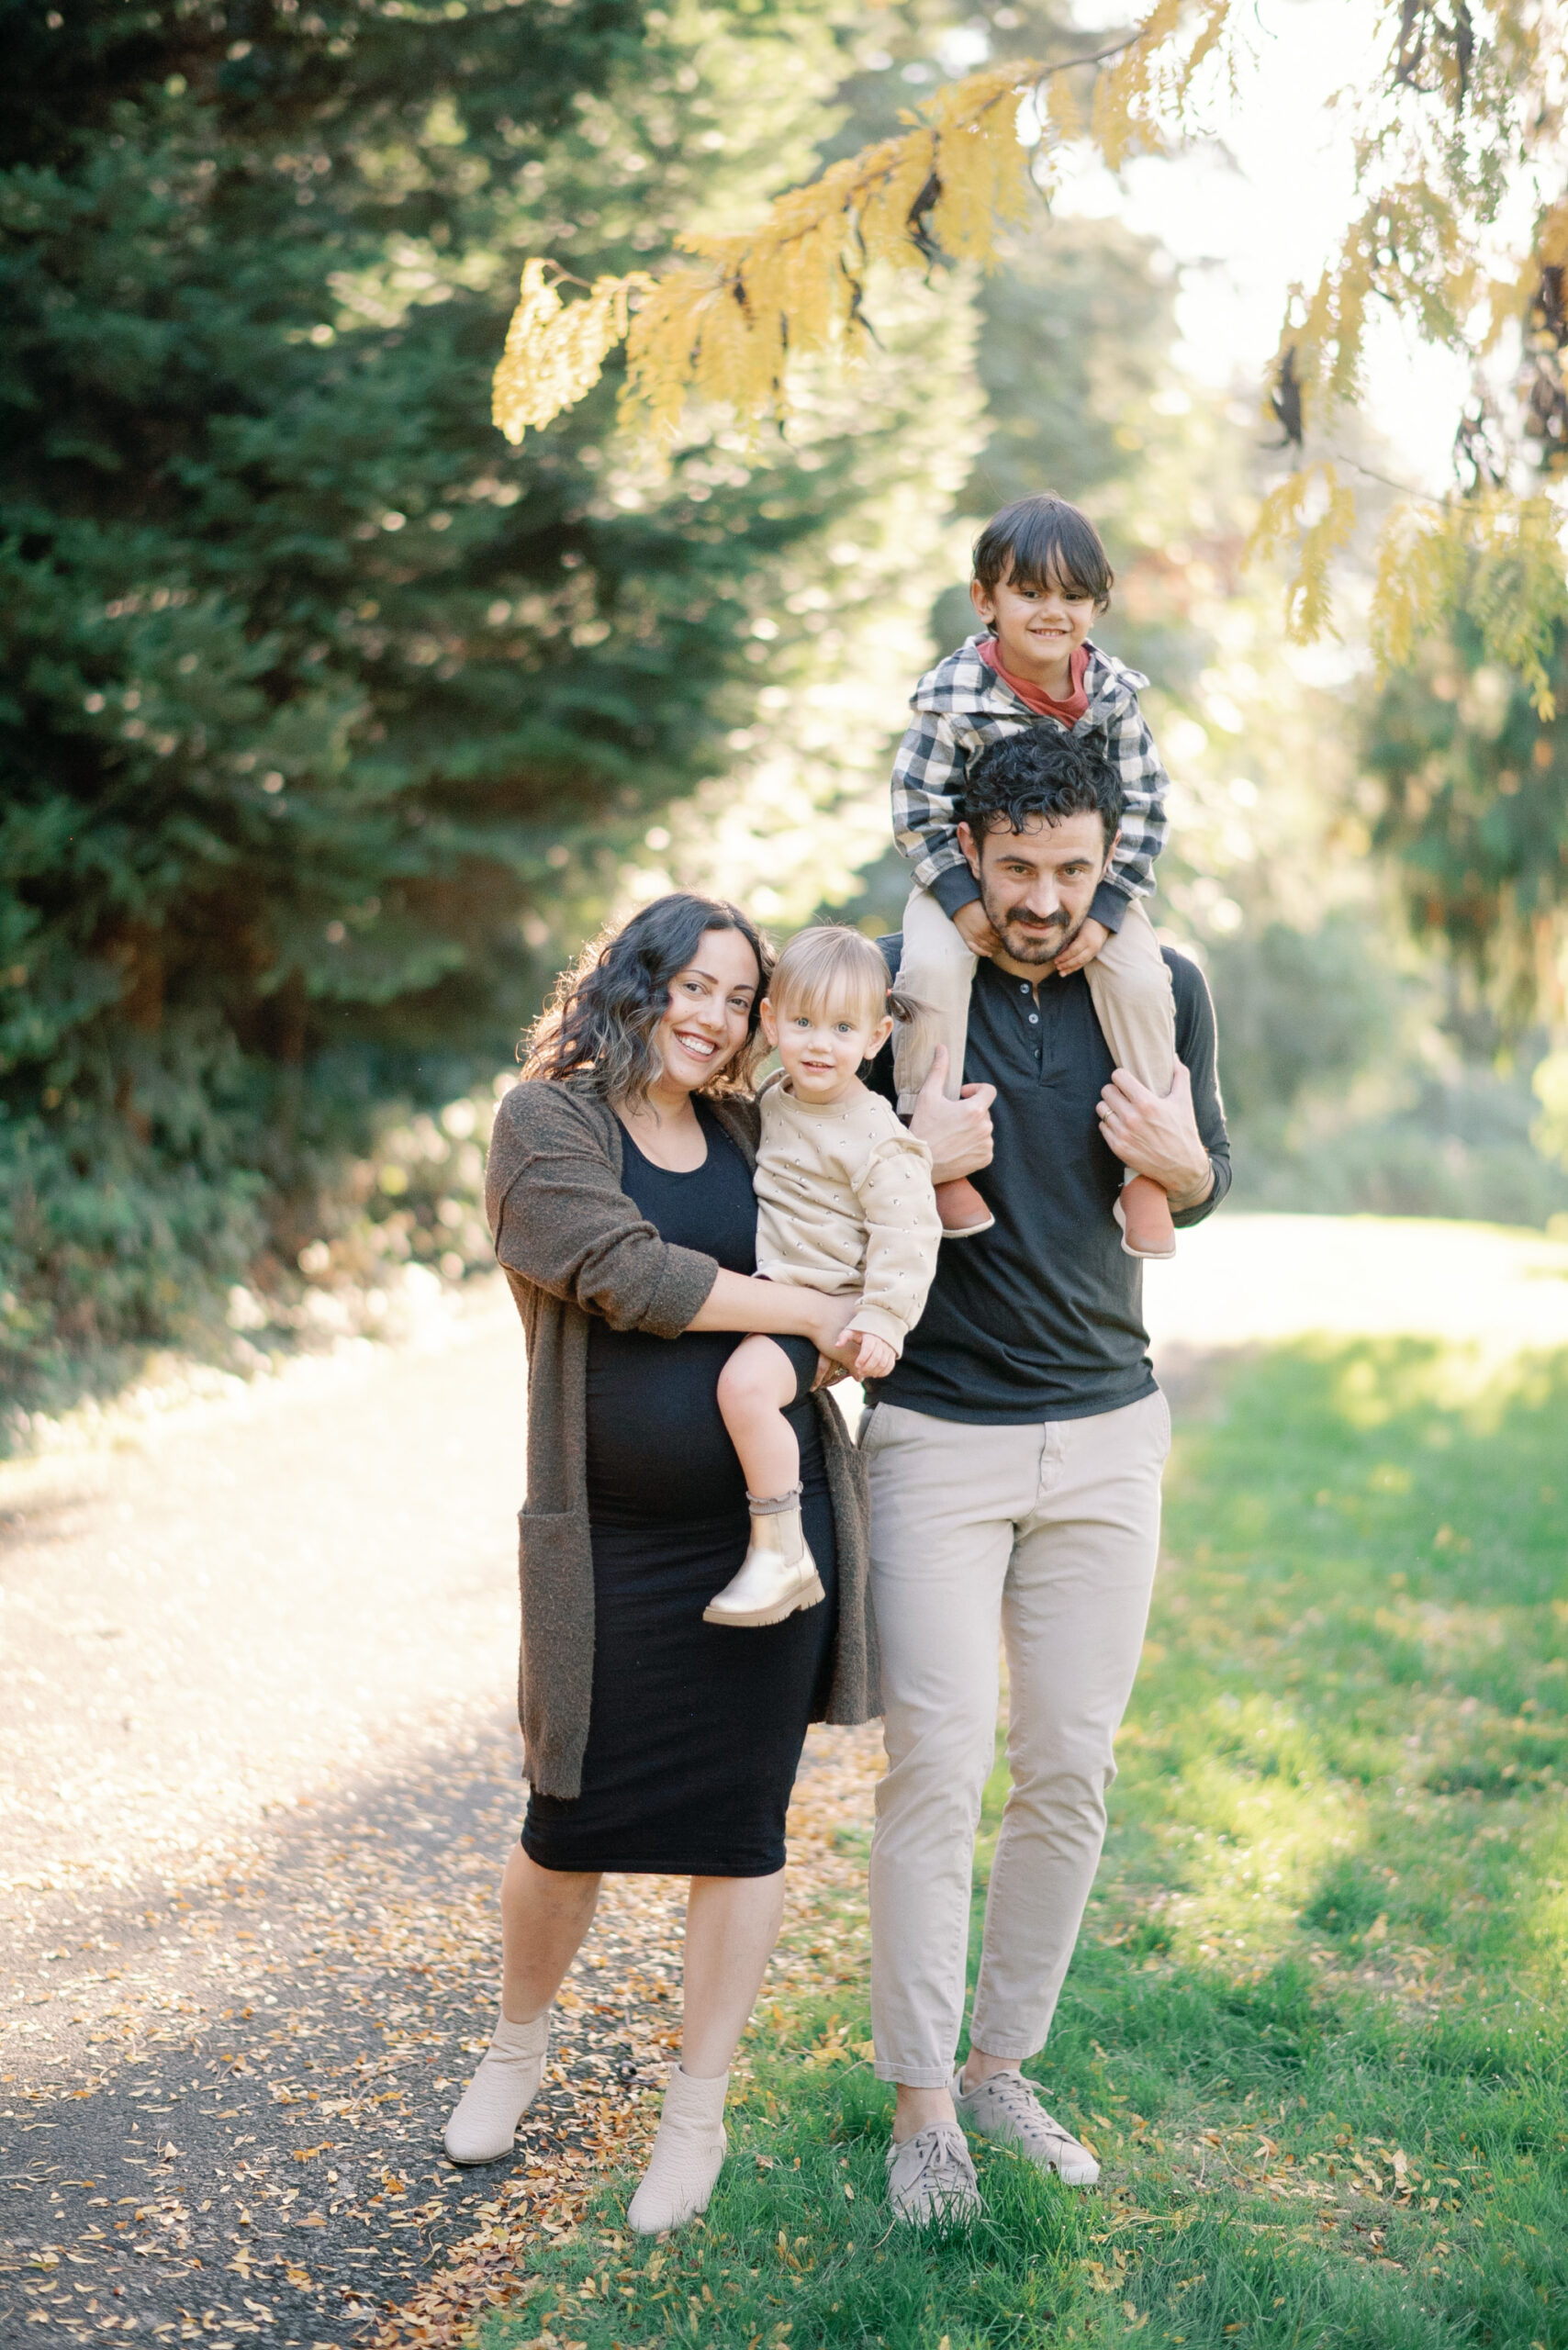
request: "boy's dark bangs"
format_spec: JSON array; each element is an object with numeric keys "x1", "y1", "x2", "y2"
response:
[
  {"x1": 999, "y1": 505, "x2": 1111, "y2": 599},
  {"x1": 973, "y1": 496, "x2": 1114, "y2": 603}
]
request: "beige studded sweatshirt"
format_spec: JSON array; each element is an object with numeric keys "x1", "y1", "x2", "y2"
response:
[{"x1": 754, "y1": 1074, "x2": 941, "y2": 1356}]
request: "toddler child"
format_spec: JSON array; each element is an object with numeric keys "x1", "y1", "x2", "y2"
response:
[
  {"x1": 705, "y1": 926, "x2": 941, "y2": 1629},
  {"x1": 890, "y1": 490, "x2": 1178, "y2": 1258}
]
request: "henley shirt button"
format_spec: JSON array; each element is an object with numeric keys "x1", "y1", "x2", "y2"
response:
[{"x1": 1027, "y1": 1013, "x2": 1038, "y2": 1024}]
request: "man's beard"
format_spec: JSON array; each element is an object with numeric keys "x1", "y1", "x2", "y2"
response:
[{"x1": 979, "y1": 878, "x2": 1086, "y2": 968}]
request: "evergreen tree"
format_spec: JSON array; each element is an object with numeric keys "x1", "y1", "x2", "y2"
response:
[{"x1": 0, "y1": 0, "x2": 979, "y2": 1391}]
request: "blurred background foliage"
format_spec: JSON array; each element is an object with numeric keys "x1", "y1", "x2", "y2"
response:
[{"x1": 4, "y1": 0, "x2": 1568, "y2": 1429}]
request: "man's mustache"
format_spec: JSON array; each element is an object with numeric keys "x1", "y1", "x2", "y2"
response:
[{"x1": 1003, "y1": 909, "x2": 1070, "y2": 934}]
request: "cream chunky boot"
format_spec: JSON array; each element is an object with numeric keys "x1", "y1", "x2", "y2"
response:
[
  {"x1": 628, "y1": 2064, "x2": 729, "y2": 2234},
  {"x1": 702, "y1": 1490, "x2": 824, "y2": 1628},
  {"x1": 442, "y1": 2009, "x2": 550, "y2": 2165}
]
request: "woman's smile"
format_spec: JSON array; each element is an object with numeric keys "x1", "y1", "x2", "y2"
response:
[{"x1": 639, "y1": 927, "x2": 762, "y2": 1114}]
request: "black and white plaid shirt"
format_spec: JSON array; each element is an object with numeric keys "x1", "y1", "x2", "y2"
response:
[{"x1": 890, "y1": 634, "x2": 1170, "y2": 934}]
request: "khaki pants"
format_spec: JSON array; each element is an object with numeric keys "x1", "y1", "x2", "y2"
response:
[
  {"x1": 864, "y1": 1391, "x2": 1170, "y2": 2086},
  {"x1": 892, "y1": 883, "x2": 1176, "y2": 1114}
]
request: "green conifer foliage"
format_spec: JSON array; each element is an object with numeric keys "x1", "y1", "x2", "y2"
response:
[
  {"x1": 1366, "y1": 635, "x2": 1568, "y2": 1040},
  {"x1": 0, "y1": 0, "x2": 965, "y2": 1388},
  {"x1": 1362, "y1": 250, "x2": 1568, "y2": 1046}
]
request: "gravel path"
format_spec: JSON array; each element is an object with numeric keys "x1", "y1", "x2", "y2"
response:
[
  {"x1": 0, "y1": 1288, "x2": 879, "y2": 2350},
  {"x1": 1, "y1": 1292, "x2": 526, "y2": 1919}
]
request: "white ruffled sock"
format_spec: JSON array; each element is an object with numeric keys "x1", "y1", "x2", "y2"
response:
[
  {"x1": 627, "y1": 2064, "x2": 729, "y2": 2234},
  {"x1": 442, "y1": 2009, "x2": 550, "y2": 2165}
]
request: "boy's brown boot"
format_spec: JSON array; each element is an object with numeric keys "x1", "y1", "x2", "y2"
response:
[
  {"x1": 934, "y1": 1175, "x2": 994, "y2": 1238},
  {"x1": 1114, "y1": 1173, "x2": 1177, "y2": 1259}
]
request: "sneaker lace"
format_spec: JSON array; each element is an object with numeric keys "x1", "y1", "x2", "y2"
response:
[
  {"x1": 898, "y1": 2123, "x2": 970, "y2": 2187},
  {"x1": 985, "y1": 2073, "x2": 1066, "y2": 2143}
]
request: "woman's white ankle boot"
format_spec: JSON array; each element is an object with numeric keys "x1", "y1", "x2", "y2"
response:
[
  {"x1": 442, "y1": 2009, "x2": 551, "y2": 2165},
  {"x1": 703, "y1": 1492, "x2": 824, "y2": 1628},
  {"x1": 627, "y1": 2064, "x2": 729, "y2": 2233}
]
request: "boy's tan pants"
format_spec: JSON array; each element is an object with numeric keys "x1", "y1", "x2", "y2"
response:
[
  {"x1": 863, "y1": 1391, "x2": 1170, "y2": 2085},
  {"x1": 893, "y1": 884, "x2": 1176, "y2": 1114}
]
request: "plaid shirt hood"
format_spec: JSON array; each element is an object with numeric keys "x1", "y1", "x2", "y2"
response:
[{"x1": 891, "y1": 632, "x2": 1170, "y2": 932}]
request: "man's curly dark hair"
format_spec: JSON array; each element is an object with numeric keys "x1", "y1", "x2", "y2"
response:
[{"x1": 958, "y1": 725, "x2": 1124, "y2": 858}]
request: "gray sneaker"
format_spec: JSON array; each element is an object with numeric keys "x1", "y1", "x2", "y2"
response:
[
  {"x1": 951, "y1": 2068, "x2": 1100, "y2": 2186},
  {"x1": 884, "y1": 2122, "x2": 982, "y2": 2226}
]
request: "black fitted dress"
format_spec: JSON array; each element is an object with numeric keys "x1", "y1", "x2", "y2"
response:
[{"x1": 521, "y1": 1099, "x2": 838, "y2": 1877}]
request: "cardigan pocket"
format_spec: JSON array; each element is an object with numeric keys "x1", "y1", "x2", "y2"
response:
[{"x1": 516, "y1": 1507, "x2": 597, "y2": 1800}]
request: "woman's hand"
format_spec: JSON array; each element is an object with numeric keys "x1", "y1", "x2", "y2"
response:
[
  {"x1": 798, "y1": 1291, "x2": 866, "y2": 1369},
  {"x1": 810, "y1": 1318, "x2": 886, "y2": 1393},
  {"x1": 848, "y1": 1328, "x2": 896, "y2": 1381},
  {"x1": 690, "y1": 1273, "x2": 881, "y2": 1367}
]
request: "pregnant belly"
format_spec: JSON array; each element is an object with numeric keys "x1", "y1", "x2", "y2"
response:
[{"x1": 585, "y1": 1329, "x2": 748, "y2": 1527}]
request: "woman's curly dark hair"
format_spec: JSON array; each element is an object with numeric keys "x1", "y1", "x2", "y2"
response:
[{"x1": 522, "y1": 891, "x2": 773, "y2": 1102}]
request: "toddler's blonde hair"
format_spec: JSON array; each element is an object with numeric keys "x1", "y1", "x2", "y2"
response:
[{"x1": 767, "y1": 924, "x2": 929, "y2": 1049}]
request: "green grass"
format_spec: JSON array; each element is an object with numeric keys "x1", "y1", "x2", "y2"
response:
[{"x1": 492, "y1": 1339, "x2": 1568, "y2": 2348}]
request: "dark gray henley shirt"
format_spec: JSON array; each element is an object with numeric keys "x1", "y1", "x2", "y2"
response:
[{"x1": 865, "y1": 938, "x2": 1230, "y2": 1425}]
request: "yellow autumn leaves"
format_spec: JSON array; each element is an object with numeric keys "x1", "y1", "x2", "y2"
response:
[
  {"x1": 493, "y1": 61, "x2": 1039, "y2": 449},
  {"x1": 490, "y1": 0, "x2": 1568, "y2": 705},
  {"x1": 490, "y1": 4, "x2": 1243, "y2": 450},
  {"x1": 493, "y1": 263, "x2": 654, "y2": 447}
]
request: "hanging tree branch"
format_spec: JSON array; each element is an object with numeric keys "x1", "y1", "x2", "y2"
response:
[
  {"x1": 492, "y1": 0, "x2": 1568, "y2": 715},
  {"x1": 491, "y1": 5, "x2": 1229, "y2": 447}
]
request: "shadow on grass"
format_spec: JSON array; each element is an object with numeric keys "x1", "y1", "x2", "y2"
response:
[{"x1": 491, "y1": 1342, "x2": 1568, "y2": 2348}]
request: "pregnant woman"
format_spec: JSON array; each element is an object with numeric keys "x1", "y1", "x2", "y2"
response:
[{"x1": 443, "y1": 891, "x2": 878, "y2": 2233}]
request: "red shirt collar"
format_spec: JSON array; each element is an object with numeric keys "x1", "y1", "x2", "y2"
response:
[{"x1": 978, "y1": 636, "x2": 1090, "y2": 722}]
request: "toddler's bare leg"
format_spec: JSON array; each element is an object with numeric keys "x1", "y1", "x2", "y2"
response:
[
  {"x1": 716, "y1": 1333, "x2": 801, "y2": 1500},
  {"x1": 1084, "y1": 900, "x2": 1178, "y2": 1259},
  {"x1": 706, "y1": 1336, "x2": 824, "y2": 1628}
]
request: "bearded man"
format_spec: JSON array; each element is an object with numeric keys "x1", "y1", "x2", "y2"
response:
[{"x1": 861, "y1": 723, "x2": 1230, "y2": 2224}]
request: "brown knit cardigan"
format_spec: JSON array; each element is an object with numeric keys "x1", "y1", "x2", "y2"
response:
[{"x1": 484, "y1": 1076, "x2": 879, "y2": 1799}]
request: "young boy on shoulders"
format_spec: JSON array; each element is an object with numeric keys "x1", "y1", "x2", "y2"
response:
[{"x1": 890, "y1": 491, "x2": 1178, "y2": 1259}]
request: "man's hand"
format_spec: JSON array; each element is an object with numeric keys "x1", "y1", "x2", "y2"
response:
[
  {"x1": 1052, "y1": 915, "x2": 1109, "y2": 977},
  {"x1": 1096, "y1": 1061, "x2": 1213, "y2": 1208},
  {"x1": 910, "y1": 1047, "x2": 996, "y2": 1184},
  {"x1": 846, "y1": 1328, "x2": 897, "y2": 1382},
  {"x1": 952, "y1": 898, "x2": 1001, "y2": 957}
]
